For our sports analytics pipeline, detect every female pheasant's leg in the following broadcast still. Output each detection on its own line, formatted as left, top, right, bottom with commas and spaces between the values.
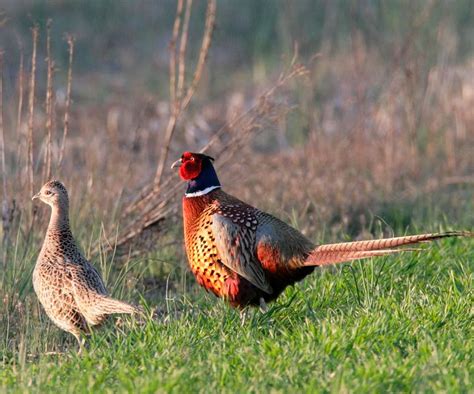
240, 309, 249, 325
73, 333, 85, 355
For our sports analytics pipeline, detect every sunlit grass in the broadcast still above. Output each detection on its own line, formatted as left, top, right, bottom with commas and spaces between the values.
1, 235, 472, 392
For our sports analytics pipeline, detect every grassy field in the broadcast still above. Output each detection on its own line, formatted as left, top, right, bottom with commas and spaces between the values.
2, 189, 472, 393
1, 231, 472, 392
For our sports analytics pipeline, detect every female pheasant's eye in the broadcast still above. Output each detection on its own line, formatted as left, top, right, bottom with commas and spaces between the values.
44, 190, 52, 196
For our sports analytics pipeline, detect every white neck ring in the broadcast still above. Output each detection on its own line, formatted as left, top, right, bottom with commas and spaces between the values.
185, 185, 221, 198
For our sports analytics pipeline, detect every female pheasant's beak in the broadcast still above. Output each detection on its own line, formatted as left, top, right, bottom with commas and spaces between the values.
32, 192, 41, 201
171, 158, 182, 169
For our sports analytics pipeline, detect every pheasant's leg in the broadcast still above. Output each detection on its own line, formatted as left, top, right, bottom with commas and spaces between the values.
240, 309, 249, 326
259, 298, 269, 313
73, 333, 85, 355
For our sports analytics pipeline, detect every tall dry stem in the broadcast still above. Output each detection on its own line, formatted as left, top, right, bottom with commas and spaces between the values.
16, 41, 24, 137
124, 0, 215, 218
14, 39, 25, 168
153, 0, 184, 188
58, 34, 74, 174
154, 0, 216, 187
177, 0, 193, 99
0, 51, 5, 202
27, 26, 38, 216
44, 19, 54, 181
0, 50, 8, 248
181, 0, 216, 110
169, 0, 184, 106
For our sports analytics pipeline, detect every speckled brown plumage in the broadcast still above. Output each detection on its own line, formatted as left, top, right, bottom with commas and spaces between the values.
183, 189, 315, 307
173, 152, 470, 310
32, 180, 139, 351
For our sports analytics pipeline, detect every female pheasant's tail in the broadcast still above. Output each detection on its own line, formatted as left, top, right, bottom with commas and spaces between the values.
78, 295, 145, 327
96, 296, 143, 316
304, 231, 471, 267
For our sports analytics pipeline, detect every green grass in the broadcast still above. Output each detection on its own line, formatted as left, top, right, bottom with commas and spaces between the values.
1, 236, 472, 393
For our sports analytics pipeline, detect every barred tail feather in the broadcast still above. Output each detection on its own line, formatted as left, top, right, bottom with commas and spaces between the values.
97, 297, 141, 315
304, 231, 470, 267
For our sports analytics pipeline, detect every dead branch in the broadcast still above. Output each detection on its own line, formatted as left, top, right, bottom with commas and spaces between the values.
58, 34, 74, 174
181, 0, 216, 110
177, 0, 193, 100
0, 51, 6, 203
169, 0, 184, 106
123, 0, 215, 218
0, 50, 7, 217
13, 38, 25, 171
44, 19, 54, 181
0, 49, 15, 262
16, 40, 24, 137
27, 26, 38, 210
154, 0, 216, 187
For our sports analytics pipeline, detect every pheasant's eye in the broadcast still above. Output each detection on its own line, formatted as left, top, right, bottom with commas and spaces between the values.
44, 190, 52, 196
190, 156, 195, 161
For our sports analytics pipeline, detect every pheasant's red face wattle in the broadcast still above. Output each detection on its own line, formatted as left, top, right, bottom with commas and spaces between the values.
179, 152, 203, 180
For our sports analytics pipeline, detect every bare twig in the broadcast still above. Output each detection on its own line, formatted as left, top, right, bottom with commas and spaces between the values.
58, 34, 74, 173
0, 50, 10, 243
154, 0, 216, 187
0, 50, 8, 259
181, 0, 216, 110
16, 41, 24, 136
169, 0, 184, 107
0, 51, 6, 202
27, 26, 38, 207
153, 0, 184, 188
177, 0, 193, 100
14, 38, 25, 171
44, 19, 54, 181
124, 0, 216, 217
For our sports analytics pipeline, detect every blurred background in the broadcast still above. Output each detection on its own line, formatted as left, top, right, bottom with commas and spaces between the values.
0, 0, 473, 349
1, 0, 473, 225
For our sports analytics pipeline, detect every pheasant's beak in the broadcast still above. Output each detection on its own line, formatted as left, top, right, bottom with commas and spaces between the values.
32, 192, 41, 201
171, 158, 182, 169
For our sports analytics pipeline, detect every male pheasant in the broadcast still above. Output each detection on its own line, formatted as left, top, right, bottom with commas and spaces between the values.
172, 151, 469, 310
32, 180, 140, 352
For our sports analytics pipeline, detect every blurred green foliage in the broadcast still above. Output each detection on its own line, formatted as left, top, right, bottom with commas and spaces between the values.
1, 0, 473, 77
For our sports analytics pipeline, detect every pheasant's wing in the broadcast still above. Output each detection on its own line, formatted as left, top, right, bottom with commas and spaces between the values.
65, 258, 109, 310
33, 260, 89, 332
66, 259, 138, 324
212, 213, 273, 294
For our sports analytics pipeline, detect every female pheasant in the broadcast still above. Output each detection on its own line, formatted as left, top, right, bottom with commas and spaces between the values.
32, 180, 140, 352
172, 151, 468, 309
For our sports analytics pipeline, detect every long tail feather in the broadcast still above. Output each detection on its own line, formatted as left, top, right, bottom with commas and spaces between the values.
305, 231, 470, 267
